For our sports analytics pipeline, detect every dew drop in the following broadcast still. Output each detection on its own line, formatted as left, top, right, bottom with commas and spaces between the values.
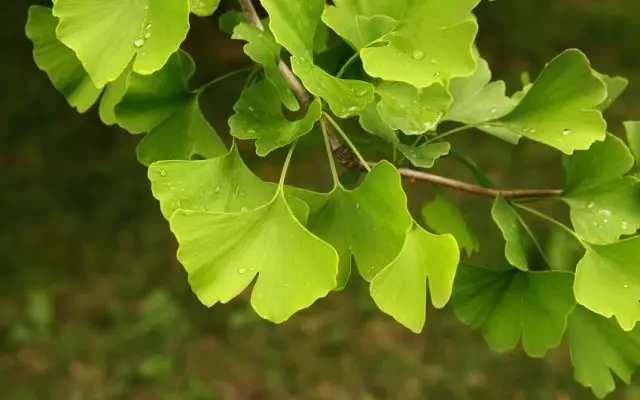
159, 169, 167, 177
240, 206, 248, 212
412, 50, 425, 60
490, 105, 498, 114
284, 282, 290, 288
347, 106, 359, 113
214, 186, 221, 193
238, 268, 247, 275
562, 128, 573, 136
622, 220, 629, 230
144, 31, 152, 39
247, 128, 256, 135
133, 38, 146, 48
433, 72, 441, 79
624, 284, 629, 288
355, 202, 361, 209
599, 209, 612, 218
587, 201, 596, 209
144, 5, 149, 10
146, 23, 152, 30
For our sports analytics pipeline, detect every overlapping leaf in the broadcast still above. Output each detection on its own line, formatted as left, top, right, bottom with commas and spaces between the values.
575, 236, 640, 331
624, 121, 640, 164
53, 0, 190, 87
567, 306, 640, 398
562, 134, 640, 243
375, 82, 452, 135
190, 0, 220, 17
291, 162, 413, 287
232, 23, 298, 111
491, 197, 533, 271
484, 50, 607, 154
114, 51, 225, 165
596, 73, 629, 111
260, 0, 325, 58
370, 224, 459, 333
170, 192, 338, 323
291, 56, 374, 118
323, 0, 480, 88
229, 80, 322, 156
422, 193, 479, 257
454, 264, 575, 357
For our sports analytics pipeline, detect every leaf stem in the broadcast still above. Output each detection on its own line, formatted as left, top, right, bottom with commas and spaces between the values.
321, 119, 340, 182
336, 52, 361, 79
324, 113, 371, 172
511, 203, 583, 244
424, 124, 478, 145
512, 207, 554, 269
279, 142, 298, 189
196, 66, 255, 93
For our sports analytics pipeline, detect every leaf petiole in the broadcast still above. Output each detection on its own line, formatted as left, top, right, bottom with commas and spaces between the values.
278, 141, 298, 189
512, 203, 584, 245
196, 66, 256, 94
320, 118, 340, 183
323, 112, 371, 171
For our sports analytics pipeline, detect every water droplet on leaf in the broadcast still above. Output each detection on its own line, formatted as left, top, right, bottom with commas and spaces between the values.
133, 38, 146, 48
240, 206, 248, 212
412, 50, 425, 60
238, 268, 247, 275
562, 128, 573, 136
159, 169, 167, 177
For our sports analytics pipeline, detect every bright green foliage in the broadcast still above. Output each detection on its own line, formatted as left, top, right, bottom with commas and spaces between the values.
624, 121, 640, 163
567, 306, 640, 399
114, 51, 225, 165
454, 264, 575, 357
375, 82, 452, 135
370, 224, 459, 333
232, 23, 298, 111
170, 192, 338, 323
299, 162, 413, 286
260, 0, 325, 58
190, 0, 221, 17
563, 134, 640, 244
597, 74, 629, 111
491, 197, 532, 271
26, 6, 101, 113
291, 56, 374, 118
574, 236, 640, 331
52, 0, 190, 88
488, 50, 608, 154
422, 193, 479, 257
333, 0, 481, 88
229, 80, 322, 156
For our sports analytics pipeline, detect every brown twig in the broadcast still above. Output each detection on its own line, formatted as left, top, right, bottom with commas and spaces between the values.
236, 0, 563, 200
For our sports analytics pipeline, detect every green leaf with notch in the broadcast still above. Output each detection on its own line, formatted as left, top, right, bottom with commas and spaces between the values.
370, 224, 459, 333
114, 51, 226, 166
486, 50, 607, 154
422, 192, 479, 257
170, 192, 338, 323
492, 197, 532, 272
229, 80, 322, 156
260, 0, 325, 59
291, 56, 374, 118
566, 306, 640, 399
53, 0, 190, 87
562, 134, 640, 244
453, 264, 576, 357
596, 73, 629, 111
575, 236, 640, 331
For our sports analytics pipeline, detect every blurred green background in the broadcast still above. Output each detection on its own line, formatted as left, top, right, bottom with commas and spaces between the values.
2, 0, 640, 399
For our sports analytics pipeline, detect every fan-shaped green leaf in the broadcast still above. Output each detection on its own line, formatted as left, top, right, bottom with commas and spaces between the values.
487, 50, 607, 154
575, 237, 640, 331
229, 80, 322, 156
596, 73, 629, 111
232, 23, 298, 111
260, 0, 324, 59
53, 0, 190, 87
491, 197, 531, 271
567, 306, 640, 399
370, 224, 459, 333
190, 0, 220, 17
624, 121, 640, 164
114, 51, 225, 166
422, 193, 479, 257
563, 134, 640, 243
398, 142, 451, 169
359, 102, 397, 144
376, 82, 452, 135
291, 56, 374, 118
170, 192, 338, 323
454, 265, 575, 357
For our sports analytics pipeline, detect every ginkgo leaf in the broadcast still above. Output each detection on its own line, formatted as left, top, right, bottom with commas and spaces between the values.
376, 82, 452, 135
596, 73, 629, 111
298, 162, 413, 287
232, 23, 298, 111
398, 142, 451, 169
492, 197, 531, 271
190, 0, 220, 17
260, 0, 325, 59
453, 264, 576, 357
562, 134, 640, 243
26, 6, 101, 113
566, 306, 640, 399
290, 56, 374, 118
229, 80, 322, 156
219, 10, 246, 34
444, 57, 520, 144
370, 224, 459, 333
574, 236, 640, 331
53, 0, 190, 87
357, 0, 481, 88
170, 192, 338, 323
148, 146, 278, 218
422, 192, 479, 257
624, 121, 640, 164
359, 102, 397, 144
486, 50, 607, 154
114, 51, 226, 166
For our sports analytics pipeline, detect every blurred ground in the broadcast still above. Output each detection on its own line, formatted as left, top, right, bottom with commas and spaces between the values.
1, 0, 640, 399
